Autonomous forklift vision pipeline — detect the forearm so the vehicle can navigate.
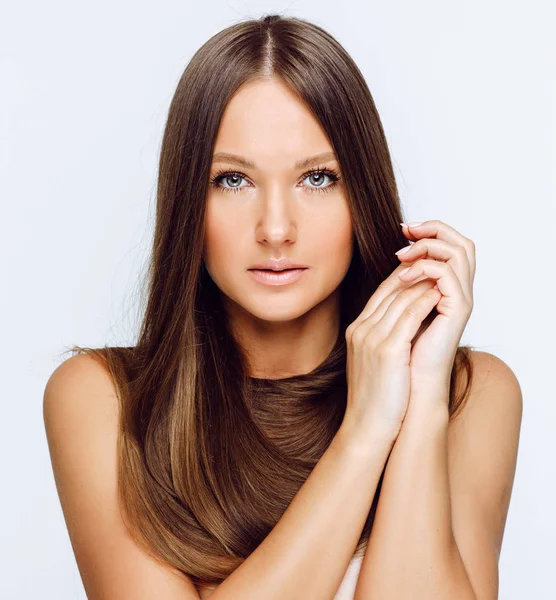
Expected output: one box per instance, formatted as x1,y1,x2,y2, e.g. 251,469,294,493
211,423,395,600
354,403,477,600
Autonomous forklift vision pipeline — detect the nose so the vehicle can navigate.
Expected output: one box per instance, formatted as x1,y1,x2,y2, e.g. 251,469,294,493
255,188,298,247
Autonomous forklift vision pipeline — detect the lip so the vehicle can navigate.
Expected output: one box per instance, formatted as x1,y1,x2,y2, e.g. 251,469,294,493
248,258,308,271
248,268,308,286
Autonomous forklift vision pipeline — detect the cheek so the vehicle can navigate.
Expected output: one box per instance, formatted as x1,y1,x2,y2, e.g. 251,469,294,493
204,206,245,270
311,212,354,267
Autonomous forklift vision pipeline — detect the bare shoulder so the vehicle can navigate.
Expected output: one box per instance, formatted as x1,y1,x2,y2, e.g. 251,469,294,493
44,354,120,426
470,349,521,387
43,354,200,599
454,350,522,417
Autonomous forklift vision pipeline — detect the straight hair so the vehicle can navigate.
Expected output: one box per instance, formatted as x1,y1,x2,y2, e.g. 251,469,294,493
68,13,474,588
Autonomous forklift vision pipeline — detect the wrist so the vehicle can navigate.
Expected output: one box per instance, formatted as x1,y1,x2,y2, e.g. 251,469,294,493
401,400,450,438
336,418,397,457
403,392,451,425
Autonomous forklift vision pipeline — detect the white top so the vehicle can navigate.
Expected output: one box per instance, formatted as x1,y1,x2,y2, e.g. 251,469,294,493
333,553,365,599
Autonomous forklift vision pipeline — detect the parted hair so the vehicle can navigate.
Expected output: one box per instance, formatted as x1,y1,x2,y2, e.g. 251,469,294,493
68,13,474,589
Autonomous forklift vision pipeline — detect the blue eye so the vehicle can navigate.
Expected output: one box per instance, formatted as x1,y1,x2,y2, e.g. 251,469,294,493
210,172,249,192
209,167,341,195
301,169,340,192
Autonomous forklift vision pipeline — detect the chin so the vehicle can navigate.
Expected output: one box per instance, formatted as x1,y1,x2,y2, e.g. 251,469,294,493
243,301,312,324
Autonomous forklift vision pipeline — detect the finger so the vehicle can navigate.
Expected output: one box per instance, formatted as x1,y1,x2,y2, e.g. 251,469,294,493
386,287,442,347
348,263,417,329
363,280,438,341
359,278,436,331
395,238,472,305
397,258,467,309
401,220,476,281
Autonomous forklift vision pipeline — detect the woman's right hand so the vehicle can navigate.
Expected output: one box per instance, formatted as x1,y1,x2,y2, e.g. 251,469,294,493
341,264,441,446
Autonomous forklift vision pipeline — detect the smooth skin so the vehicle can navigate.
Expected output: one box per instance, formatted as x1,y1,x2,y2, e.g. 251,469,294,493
43,77,522,599
203,77,354,380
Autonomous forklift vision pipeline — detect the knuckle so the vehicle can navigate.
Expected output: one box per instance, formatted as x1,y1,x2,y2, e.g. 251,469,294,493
376,280,388,294
404,304,419,318
361,325,383,349
364,336,381,354
408,240,421,251
350,326,367,346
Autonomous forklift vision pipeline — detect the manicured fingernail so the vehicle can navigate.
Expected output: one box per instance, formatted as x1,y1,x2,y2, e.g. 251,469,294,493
407,221,423,228
395,245,412,255
398,267,411,278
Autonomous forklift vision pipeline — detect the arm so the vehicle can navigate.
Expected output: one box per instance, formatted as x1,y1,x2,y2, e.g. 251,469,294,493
357,222,522,599
43,355,203,599
44,354,396,600
210,423,395,600
354,402,477,599
354,352,522,600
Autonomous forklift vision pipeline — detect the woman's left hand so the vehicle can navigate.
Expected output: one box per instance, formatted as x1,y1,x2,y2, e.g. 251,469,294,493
395,220,476,408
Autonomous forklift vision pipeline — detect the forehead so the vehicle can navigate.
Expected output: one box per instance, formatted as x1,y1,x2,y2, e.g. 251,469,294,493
213,79,336,170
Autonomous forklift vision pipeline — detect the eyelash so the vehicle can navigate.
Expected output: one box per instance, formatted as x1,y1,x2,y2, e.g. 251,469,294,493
209,166,341,195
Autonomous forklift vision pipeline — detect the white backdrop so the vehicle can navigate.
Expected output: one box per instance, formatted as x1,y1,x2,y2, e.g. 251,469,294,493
2,0,554,598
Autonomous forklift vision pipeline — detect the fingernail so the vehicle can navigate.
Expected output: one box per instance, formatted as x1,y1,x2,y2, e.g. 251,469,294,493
398,267,411,278
407,221,423,228
395,245,412,255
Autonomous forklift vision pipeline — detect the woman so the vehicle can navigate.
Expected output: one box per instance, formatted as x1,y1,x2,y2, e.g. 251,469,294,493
43,13,522,599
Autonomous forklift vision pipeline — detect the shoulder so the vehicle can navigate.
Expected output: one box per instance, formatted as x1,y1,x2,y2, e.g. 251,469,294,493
450,347,523,422
457,350,522,420
44,353,119,421
472,349,520,387
43,354,200,599
43,354,122,467
450,349,523,454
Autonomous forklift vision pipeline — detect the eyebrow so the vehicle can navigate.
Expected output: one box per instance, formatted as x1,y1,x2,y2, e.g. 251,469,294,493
211,151,337,170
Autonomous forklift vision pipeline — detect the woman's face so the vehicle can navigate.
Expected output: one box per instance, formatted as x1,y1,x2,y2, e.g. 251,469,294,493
204,77,354,325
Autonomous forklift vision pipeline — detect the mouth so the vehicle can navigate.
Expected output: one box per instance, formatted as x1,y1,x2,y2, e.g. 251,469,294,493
249,268,306,272
248,267,308,286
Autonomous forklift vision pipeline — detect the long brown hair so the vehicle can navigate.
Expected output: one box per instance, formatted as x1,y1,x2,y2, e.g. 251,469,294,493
66,13,474,588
